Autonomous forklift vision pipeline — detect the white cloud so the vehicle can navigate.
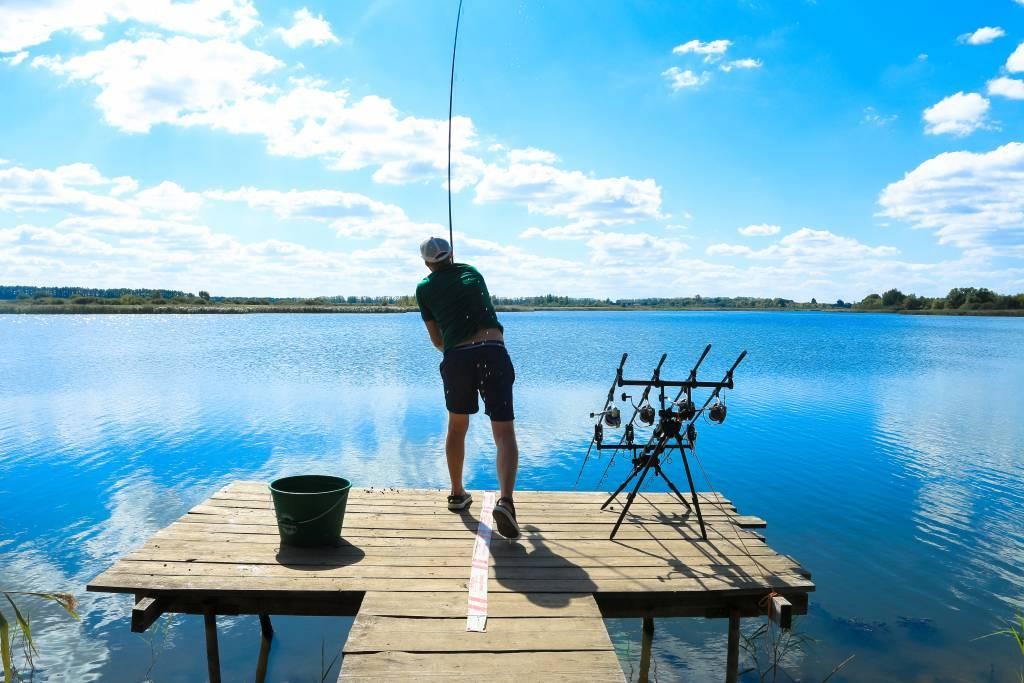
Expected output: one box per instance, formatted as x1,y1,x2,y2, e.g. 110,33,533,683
275,8,338,48
667,39,759,85
958,27,1005,45
0,163,132,214
520,221,604,241
922,92,990,136
0,0,259,53
586,231,688,266
2,161,1018,301
672,39,731,63
862,106,898,126
474,160,662,226
34,37,281,133
507,147,559,164
879,142,1024,254
710,228,898,262
720,58,762,72
707,243,753,256
739,223,781,236
988,76,1024,99
1006,42,1024,73
132,181,203,216
3,51,29,66
662,67,709,90
36,36,482,186
207,186,431,238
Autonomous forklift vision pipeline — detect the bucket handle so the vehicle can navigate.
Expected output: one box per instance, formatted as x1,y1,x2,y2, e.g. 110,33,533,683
277,495,347,526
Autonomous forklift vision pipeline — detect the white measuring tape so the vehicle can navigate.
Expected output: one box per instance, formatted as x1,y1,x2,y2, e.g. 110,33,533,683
466,490,495,632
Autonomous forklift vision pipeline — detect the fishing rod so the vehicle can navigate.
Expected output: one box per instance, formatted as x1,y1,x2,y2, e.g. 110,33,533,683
446,0,464,259
595,354,666,488
575,353,627,489
670,343,712,420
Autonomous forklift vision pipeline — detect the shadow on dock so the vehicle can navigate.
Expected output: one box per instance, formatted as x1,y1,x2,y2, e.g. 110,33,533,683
273,542,366,570
493,524,599,607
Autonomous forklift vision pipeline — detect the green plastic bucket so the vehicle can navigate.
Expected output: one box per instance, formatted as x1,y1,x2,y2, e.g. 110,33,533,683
269,475,352,547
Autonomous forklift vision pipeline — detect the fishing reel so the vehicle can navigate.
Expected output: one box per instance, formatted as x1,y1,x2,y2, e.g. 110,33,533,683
674,397,696,420
709,400,728,424
622,392,656,425
591,406,621,428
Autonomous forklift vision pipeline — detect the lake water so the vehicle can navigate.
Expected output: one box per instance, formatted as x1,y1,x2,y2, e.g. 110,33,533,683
1,312,1022,682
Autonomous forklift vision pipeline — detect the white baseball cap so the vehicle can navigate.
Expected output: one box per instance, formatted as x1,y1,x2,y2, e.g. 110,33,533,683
419,236,451,263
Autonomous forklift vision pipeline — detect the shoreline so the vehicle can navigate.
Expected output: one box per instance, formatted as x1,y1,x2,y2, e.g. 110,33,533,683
2,304,1022,317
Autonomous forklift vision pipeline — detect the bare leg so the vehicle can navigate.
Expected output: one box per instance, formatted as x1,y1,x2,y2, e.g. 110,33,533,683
446,412,469,496
491,420,519,501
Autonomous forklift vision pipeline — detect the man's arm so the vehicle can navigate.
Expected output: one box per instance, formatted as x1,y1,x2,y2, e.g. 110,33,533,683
424,320,444,351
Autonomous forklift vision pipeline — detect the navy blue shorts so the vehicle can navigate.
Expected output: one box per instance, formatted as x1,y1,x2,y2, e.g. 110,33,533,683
440,341,516,421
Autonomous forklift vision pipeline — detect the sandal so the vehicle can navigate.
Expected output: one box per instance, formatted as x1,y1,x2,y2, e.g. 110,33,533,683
447,492,473,511
493,497,521,540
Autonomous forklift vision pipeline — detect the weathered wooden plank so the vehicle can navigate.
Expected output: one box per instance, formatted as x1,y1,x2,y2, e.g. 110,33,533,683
339,651,625,682
170,519,767,542
225,482,731,503
111,559,807,582
203,496,739,514
124,546,798,570
344,616,614,653
89,571,814,594
357,591,602,618
185,507,752,525
149,529,771,556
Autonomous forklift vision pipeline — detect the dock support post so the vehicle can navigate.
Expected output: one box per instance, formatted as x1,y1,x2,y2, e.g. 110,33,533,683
255,614,274,683
259,614,274,641
725,608,740,683
638,616,655,682
204,609,221,683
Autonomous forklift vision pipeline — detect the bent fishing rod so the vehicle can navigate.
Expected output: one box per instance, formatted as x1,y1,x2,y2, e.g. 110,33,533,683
446,0,464,259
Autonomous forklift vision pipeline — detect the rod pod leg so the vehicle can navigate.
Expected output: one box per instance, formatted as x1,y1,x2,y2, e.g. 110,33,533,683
676,437,707,540
601,461,642,509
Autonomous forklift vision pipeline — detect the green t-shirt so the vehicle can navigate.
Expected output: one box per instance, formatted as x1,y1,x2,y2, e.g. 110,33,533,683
416,263,503,351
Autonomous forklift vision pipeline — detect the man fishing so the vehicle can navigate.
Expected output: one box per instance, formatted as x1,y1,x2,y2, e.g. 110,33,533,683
415,236,520,540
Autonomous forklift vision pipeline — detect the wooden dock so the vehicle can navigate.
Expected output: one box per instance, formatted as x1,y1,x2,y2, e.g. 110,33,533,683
87,482,814,682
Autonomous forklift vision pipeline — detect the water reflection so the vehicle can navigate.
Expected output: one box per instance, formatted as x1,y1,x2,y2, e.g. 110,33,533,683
1,312,1023,680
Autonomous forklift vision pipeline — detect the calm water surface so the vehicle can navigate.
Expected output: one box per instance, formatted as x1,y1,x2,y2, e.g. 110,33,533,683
1,312,1022,681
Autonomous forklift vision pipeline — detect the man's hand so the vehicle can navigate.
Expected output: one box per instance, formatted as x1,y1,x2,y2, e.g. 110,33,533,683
424,320,444,351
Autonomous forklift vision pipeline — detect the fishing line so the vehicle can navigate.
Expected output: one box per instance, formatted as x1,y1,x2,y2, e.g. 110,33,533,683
447,0,464,259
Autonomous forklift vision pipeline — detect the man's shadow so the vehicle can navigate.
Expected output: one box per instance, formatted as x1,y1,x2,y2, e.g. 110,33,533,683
491,524,599,607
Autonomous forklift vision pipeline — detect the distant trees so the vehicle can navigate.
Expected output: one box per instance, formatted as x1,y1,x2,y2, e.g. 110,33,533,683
3,283,1023,314
881,288,905,307
0,285,191,300
860,293,883,308
854,286,1024,312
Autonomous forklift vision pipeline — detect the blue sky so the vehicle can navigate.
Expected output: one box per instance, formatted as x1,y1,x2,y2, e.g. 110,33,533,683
2,0,1024,300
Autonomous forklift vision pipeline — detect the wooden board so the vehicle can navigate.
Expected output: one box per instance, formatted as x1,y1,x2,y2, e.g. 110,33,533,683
340,592,624,682
88,481,814,617
339,651,626,682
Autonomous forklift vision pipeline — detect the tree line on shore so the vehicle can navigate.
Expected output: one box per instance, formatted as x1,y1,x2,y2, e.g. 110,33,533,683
855,287,1024,312
2,284,1022,313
